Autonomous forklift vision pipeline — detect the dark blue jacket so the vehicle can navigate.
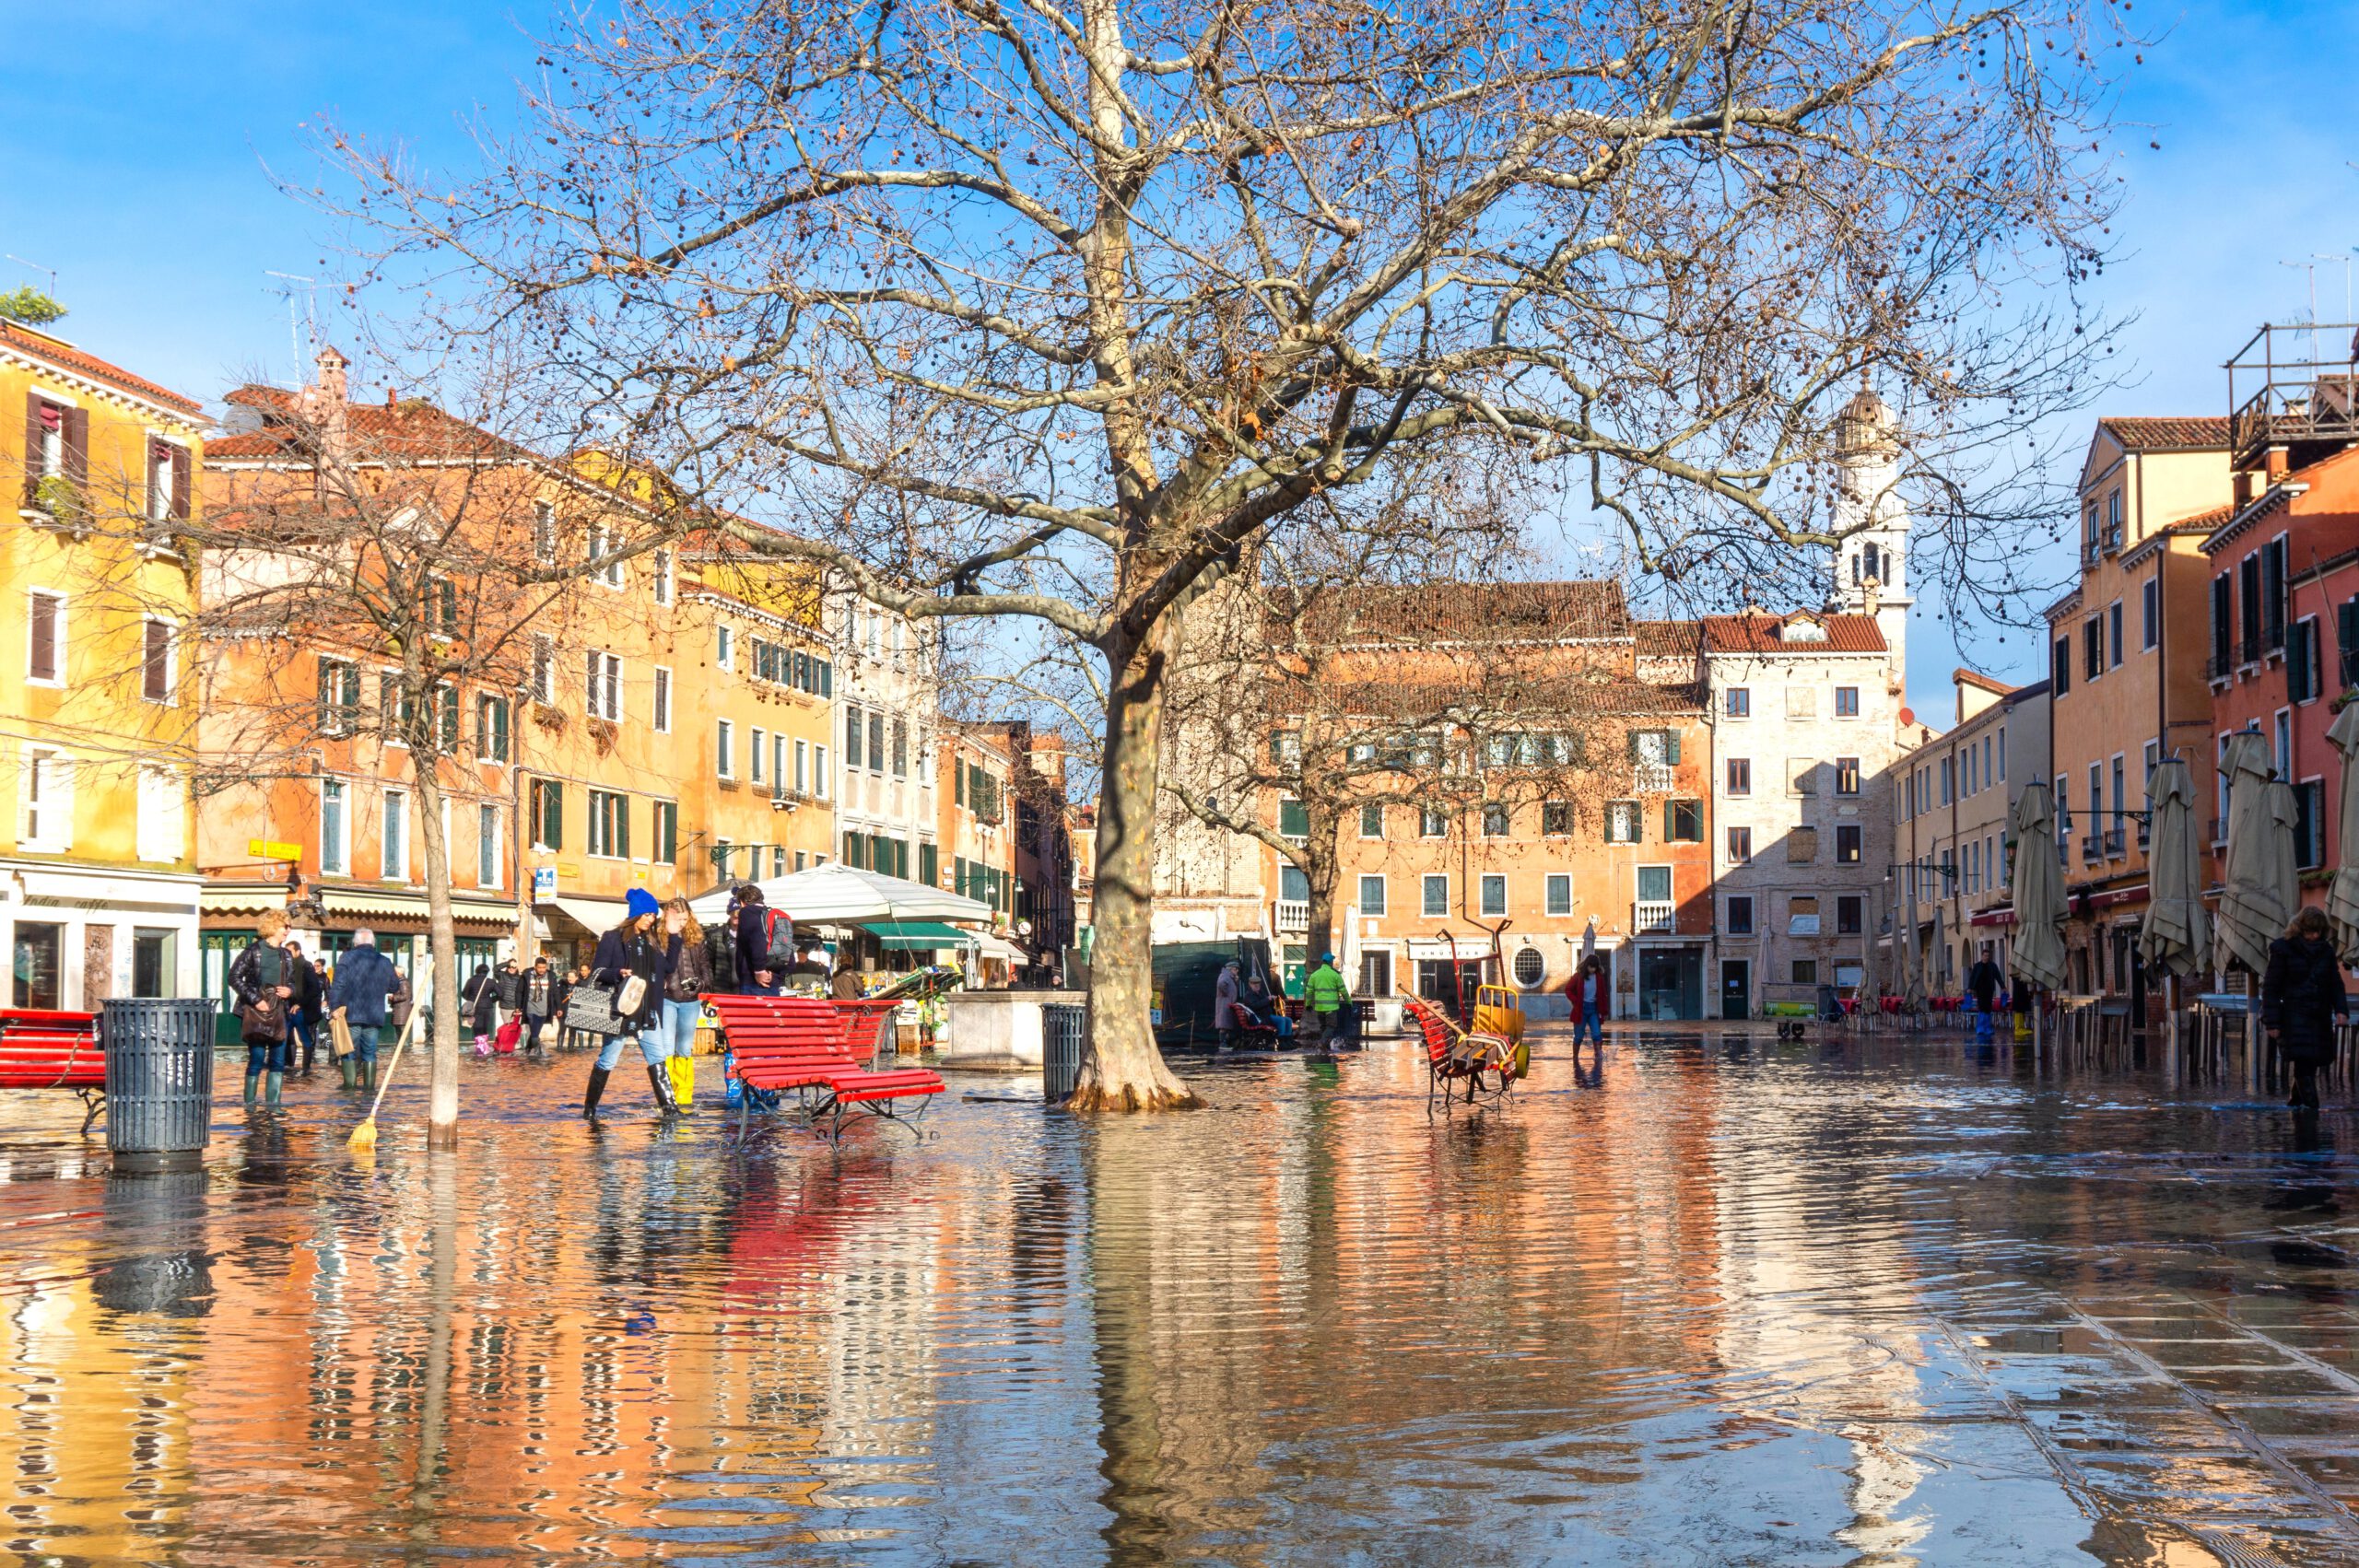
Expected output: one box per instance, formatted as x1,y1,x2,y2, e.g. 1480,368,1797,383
328,946,402,1029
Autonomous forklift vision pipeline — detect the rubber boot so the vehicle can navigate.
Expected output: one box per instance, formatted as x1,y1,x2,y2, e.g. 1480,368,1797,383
360,1059,377,1093
243,1071,261,1106
265,1071,284,1107
339,1056,357,1090
646,1063,679,1118
583,1067,610,1119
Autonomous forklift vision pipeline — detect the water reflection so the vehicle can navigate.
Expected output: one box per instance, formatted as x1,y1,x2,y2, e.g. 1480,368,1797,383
0,1032,2352,1562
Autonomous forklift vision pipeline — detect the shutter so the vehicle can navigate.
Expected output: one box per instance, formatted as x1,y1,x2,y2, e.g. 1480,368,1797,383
143,620,170,700
2342,600,2359,688
29,594,55,681
62,406,88,486
20,394,39,498
955,758,966,804
1625,731,1640,763
1664,731,1682,766
172,446,191,521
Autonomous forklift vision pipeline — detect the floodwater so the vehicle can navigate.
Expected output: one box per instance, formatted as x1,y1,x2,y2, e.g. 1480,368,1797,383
1,1027,2356,1565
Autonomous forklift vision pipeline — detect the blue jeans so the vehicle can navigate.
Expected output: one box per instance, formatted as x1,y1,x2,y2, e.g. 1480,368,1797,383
244,1038,289,1075
596,1024,669,1070
1975,1001,1996,1039
1573,1013,1603,1047
661,999,700,1059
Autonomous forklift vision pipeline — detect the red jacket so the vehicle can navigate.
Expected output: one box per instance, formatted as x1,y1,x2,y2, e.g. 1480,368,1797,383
1565,971,1607,1024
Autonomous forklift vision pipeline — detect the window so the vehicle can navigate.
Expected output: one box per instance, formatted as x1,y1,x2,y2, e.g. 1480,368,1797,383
1788,895,1819,935
586,521,625,588
2142,577,2160,651
1359,803,1384,838
320,779,348,873
27,591,63,684
316,656,360,734
815,744,829,799
147,439,189,522
1787,826,1818,863
1421,806,1447,838
433,681,460,751
2083,615,2103,681
138,617,175,703
1727,826,1752,864
2108,600,2123,669
1785,685,1816,720
1834,685,1860,718
1727,758,1752,796
1726,895,1755,935
1791,959,1819,985
653,549,674,605
1939,756,1953,804
751,727,768,785
1636,864,1672,908
381,788,407,881
1510,948,1543,988
477,804,501,888
2295,779,2326,871
530,778,563,851
795,739,809,796
135,766,183,863
1999,727,2007,781
1544,873,1572,917
1665,800,1702,842
2276,708,2293,782
380,673,416,745
1790,758,1818,796
1603,801,1641,843
651,666,672,734
891,717,909,778
1725,687,1751,719
429,575,458,637
1542,801,1573,836
716,719,735,778
2053,633,2071,695
533,499,557,562
1479,874,1507,917
1837,895,1862,935
585,650,623,721
2240,552,2264,661
1835,825,1862,864
587,789,629,859
1630,729,1681,769
1422,873,1449,917
845,703,864,767
530,635,554,704
2290,616,2321,704
1357,874,1387,917
19,747,71,851
1279,798,1309,839
476,695,511,763
2111,755,2126,834
1483,802,1508,837
716,624,734,670
869,711,886,773
1835,756,1860,797
2264,535,2288,651
918,841,936,886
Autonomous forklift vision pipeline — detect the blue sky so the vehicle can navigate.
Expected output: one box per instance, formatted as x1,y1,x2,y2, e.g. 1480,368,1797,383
6,2,2355,723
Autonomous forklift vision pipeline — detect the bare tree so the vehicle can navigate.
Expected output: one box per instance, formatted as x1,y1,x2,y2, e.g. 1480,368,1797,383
318,0,2126,1108
191,355,662,1146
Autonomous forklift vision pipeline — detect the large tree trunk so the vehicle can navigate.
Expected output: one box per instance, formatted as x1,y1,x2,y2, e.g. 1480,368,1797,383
413,766,462,1149
1071,617,1200,1112
1297,802,1339,973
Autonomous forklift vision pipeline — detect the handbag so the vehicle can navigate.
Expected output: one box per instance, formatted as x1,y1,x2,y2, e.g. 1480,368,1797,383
494,1016,522,1055
563,984,634,1036
239,994,288,1046
614,974,648,1016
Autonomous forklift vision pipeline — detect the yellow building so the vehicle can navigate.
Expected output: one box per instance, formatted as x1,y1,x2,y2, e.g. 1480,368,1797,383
1,318,203,1008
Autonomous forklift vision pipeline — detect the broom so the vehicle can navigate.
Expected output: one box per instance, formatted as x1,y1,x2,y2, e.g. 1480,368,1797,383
347,1002,422,1151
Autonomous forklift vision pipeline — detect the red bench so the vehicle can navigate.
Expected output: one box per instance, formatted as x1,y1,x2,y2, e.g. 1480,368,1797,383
705,995,944,1141
0,1009,106,1132
1400,994,1516,1111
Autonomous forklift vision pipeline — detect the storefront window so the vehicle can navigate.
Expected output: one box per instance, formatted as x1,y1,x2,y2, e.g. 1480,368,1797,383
12,923,64,1010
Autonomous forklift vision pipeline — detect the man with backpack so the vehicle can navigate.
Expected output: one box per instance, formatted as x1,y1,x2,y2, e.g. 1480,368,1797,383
733,883,794,995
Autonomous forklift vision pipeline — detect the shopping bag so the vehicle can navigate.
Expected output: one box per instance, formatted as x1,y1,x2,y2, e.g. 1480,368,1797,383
494,1017,522,1055
666,1054,695,1109
330,1012,355,1059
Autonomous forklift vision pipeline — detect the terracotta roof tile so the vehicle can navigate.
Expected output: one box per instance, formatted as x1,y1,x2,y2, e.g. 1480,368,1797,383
2098,416,2232,452
1954,668,2014,696
1635,620,1703,658
0,321,201,415
210,384,525,462
1287,579,1630,644
1700,612,1886,654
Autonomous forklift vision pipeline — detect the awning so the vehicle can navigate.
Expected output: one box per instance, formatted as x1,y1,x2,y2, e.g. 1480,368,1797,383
968,931,1029,965
1969,905,2016,928
545,895,627,934
320,887,521,928
863,919,969,949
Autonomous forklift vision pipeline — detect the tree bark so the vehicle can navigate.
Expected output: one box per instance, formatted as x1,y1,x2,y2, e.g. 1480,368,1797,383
1071,614,1200,1112
413,764,462,1149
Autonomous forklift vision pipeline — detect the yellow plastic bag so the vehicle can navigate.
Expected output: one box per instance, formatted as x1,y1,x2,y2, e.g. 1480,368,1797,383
666,1054,695,1109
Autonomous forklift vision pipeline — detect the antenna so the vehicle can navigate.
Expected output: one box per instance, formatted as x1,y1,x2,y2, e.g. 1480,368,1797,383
5,253,58,305
264,271,318,379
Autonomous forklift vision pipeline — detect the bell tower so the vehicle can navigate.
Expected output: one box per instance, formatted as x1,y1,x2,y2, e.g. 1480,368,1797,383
1831,386,1912,686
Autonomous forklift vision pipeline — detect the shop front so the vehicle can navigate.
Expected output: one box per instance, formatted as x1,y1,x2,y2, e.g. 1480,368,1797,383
4,862,201,1012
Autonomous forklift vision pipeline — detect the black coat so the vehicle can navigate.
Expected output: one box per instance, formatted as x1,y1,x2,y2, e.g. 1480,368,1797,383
592,925,664,1028
735,901,779,984
2262,933,2349,1066
1966,960,2002,1008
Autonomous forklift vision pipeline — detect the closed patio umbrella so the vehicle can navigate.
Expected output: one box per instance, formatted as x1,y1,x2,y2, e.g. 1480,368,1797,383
2138,756,2209,978
2215,731,2296,978
2009,781,2068,992
2328,705,2359,964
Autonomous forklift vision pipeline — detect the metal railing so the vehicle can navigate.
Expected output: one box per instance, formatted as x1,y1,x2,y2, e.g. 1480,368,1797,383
2227,322,2359,468
2207,650,2234,681
1633,900,1676,933
2104,826,2126,858
2081,832,2104,860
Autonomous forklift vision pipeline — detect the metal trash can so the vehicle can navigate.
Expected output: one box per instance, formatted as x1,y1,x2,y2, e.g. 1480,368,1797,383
1041,1004,1085,1104
101,999,217,1173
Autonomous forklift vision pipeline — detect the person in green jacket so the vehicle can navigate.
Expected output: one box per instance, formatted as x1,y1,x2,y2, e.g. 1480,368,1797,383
1305,953,1352,1055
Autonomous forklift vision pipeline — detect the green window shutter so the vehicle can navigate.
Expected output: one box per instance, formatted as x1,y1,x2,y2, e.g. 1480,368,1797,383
1664,731,1681,766
544,781,564,851
956,762,966,805
493,698,510,762
920,843,937,886
1626,731,1640,762
1279,799,1309,837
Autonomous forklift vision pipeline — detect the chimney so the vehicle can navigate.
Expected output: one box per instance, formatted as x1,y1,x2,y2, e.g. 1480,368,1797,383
385,386,398,407
295,345,353,464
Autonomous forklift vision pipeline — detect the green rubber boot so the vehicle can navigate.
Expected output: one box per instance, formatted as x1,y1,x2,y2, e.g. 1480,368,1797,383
265,1071,284,1106
339,1056,357,1090
243,1071,261,1106
361,1059,377,1092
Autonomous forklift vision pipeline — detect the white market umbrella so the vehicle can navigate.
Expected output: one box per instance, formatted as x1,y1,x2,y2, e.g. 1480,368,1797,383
2008,781,2068,993
2328,704,2359,965
1579,918,1597,968
687,862,992,927
2138,756,2209,979
2215,731,2296,978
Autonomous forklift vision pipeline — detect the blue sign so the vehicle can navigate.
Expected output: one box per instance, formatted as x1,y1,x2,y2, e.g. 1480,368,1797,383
533,867,557,902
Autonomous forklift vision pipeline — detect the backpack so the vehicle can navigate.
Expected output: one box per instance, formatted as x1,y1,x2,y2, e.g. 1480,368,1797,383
764,907,796,968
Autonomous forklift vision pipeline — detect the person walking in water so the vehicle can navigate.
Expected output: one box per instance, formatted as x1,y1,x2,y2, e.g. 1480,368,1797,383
227,910,296,1106
2263,907,2348,1113
1966,949,2004,1042
584,888,672,1119
658,896,712,1096
326,929,403,1092
1565,957,1608,1059
1304,953,1351,1056
1214,959,1241,1053
522,955,557,1055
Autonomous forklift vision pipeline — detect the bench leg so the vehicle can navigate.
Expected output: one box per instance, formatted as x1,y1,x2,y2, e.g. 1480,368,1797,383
78,1090,104,1136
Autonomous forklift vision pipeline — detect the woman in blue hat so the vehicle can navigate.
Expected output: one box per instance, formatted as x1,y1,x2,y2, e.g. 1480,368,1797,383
584,887,676,1118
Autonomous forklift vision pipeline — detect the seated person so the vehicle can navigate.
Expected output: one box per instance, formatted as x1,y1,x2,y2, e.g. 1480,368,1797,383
782,944,833,995
1240,974,1293,1037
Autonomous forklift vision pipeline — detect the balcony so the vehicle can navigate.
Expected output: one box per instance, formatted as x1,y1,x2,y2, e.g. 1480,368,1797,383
2206,650,2234,682
2081,832,2104,860
2211,816,2226,846
1633,900,1676,933
1275,899,1309,932
1632,763,1675,794
2104,826,2126,859
2136,818,2151,850
2227,322,2359,471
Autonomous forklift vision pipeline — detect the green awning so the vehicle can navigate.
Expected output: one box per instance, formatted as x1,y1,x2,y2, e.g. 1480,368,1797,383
863,919,972,949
